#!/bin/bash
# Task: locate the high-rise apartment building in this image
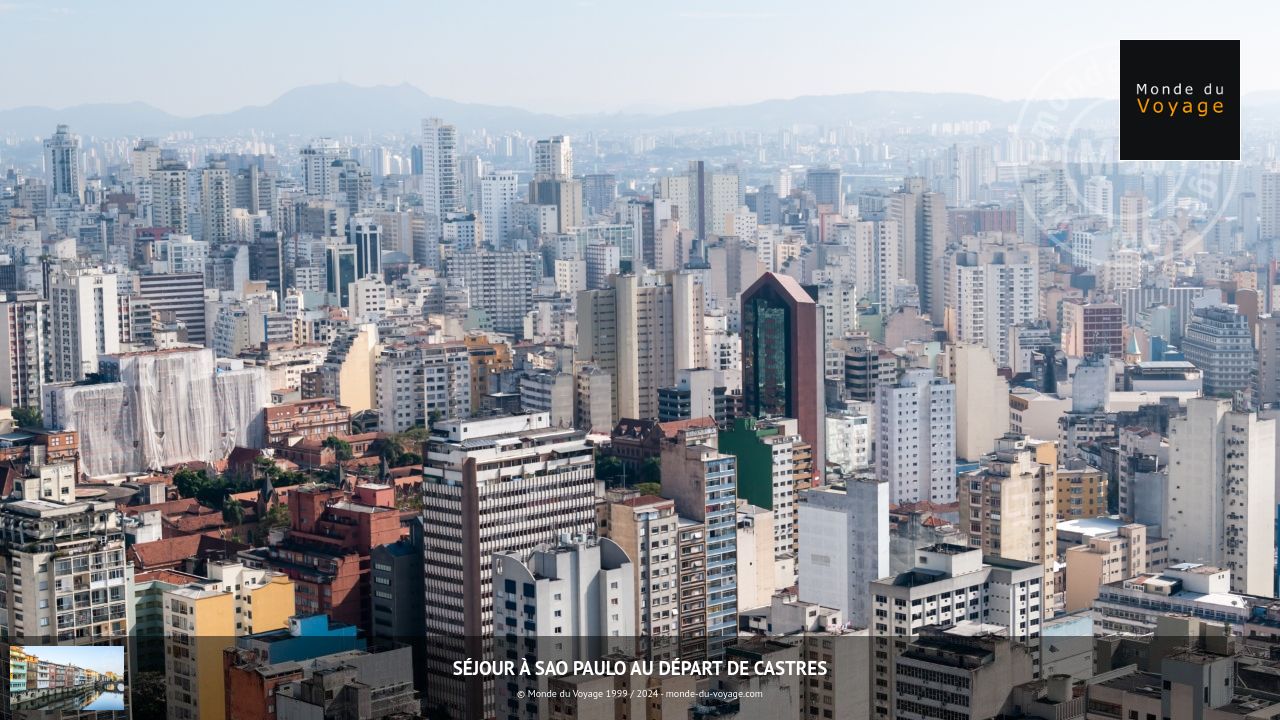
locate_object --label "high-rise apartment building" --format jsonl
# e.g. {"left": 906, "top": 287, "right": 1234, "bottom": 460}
{"left": 375, "top": 340, "right": 471, "bottom": 432}
{"left": 1164, "top": 397, "right": 1275, "bottom": 595}
{"left": 151, "top": 159, "right": 191, "bottom": 234}
{"left": 44, "top": 124, "right": 83, "bottom": 203}
{"left": 578, "top": 271, "right": 705, "bottom": 420}
{"left": 479, "top": 171, "right": 519, "bottom": 248}
{"left": 888, "top": 180, "right": 947, "bottom": 321}
{"left": 1061, "top": 299, "right": 1124, "bottom": 359}
{"left": 201, "top": 160, "right": 234, "bottom": 245}
{"left": 421, "top": 118, "right": 459, "bottom": 249}
{"left": 876, "top": 368, "right": 957, "bottom": 504}
{"left": 48, "top": 266, "right": 120, "bottom": 382}
{"left": 942, "top": 342, "right": 1011, "bottom": 462}
{"left": 445, "top": 251, "right": 542, "bottom": 336}
{"left": 420, "top": 413, "right": 596, "bottom": 718}
{"left": 0, "top": 291, "right": 48, "bottom": 410}
{"left": 945, "top": 233, "right": 1038, "bottom": 368}
{"left": 534, "top": 135, "right": 573, "bottom": 179}
{"left": 958, "top": 434, "right": 1058, "bottom": 595}
{"left": 797, "top": 475, "right": 888, "bottom": 627}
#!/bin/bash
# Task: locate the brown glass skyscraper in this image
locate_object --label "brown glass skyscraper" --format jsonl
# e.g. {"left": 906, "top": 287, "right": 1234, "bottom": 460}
{"left": 740, "top": 272, "right": 825, "bottom": 475}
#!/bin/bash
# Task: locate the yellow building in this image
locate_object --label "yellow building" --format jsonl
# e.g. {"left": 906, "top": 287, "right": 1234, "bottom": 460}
{"left": 1056, "top": 464, "right": 1108, "bottom": 520}
{"left": 162, "top": 562, "right": 294, "bottom": 720}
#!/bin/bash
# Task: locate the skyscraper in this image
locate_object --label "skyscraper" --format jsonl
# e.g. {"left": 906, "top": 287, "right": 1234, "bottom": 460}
{"left": 739, "top": 272, "right": 825, "bottom": 474}
{"left": 578, "top": 271, "right": 706, "bottom": 420}
{"left": 420, "top": 413, "right": 596, "bottom": 718}
{"left": 1182, "top": 304, "right": 1255, "bottom": 398}
{"left": 1164, "top": 398, "right": 1275, "bottom": 595}
{"left": 44, "top": 124, "right": 83, "bottom": 203}
{"left": 48, "top": 266, "right": 120, "bottom": 382}
{"left": 805, "top": 166, "right": 842, "bottom": 212}
{"left": 534, "top": 135, "right": 573, "bottom": 179}
{"left": 479, "top": 171, "right": 519, "bottom": 248}
{"left": 201, "top": 160, "right": 233, "bottom": 244}
{"left": 151, "top": 159, "right": 191, "bottom": 234}
{"left": 877, "top": 368, "right": 957, "bottom": 503}
{"left": 0, "top": 291, "right": 49, "bottom": 410}
{"left": 346, "top": 217, "right": 382, "bottom": 279}
{"left": 421, "top": 118, "right": 459, "bottom": 252}
{"left": 888, "top": 179, "right": 948, "bottom": 321}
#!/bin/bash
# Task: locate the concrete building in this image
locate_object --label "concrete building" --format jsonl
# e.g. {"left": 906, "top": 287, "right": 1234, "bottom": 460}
{"left": 44, "top": 124, "right": 83, "bottom": 203}
{"left": 1055, "top": 462, "right": 1108, "bottom": 520}
{"left": 596, "top": 491, "right": 682, "bottom": 644}
{"left": 944, "top": 233, "right": 1038, "bottom": 368}
{"left": 1182, "top": 305, "right": 1255, "bottom": 398}
{"left": 1061, "top": 299, "right": 1124, "bottom": 359}
{"left": 825, "top": 410, "right": 872, "bottom": 472}
{"left": 492, "top": 537, "right": 634, "bottom": 719}
{"left": 1063, "top": 522, "right": 1167, "bottom": 612}
{"left": 942, "top": 342, "right": 1011, "bottom": 462}
{"left": 869, "top": 545, "right": 1045, "bottom": 717}
{"left": 797, "top": 475, "right": 888, "bottom": 628}
{"left": 1165, "top": 398, "right": 1276, "bottom": 595}
{"left": 659, "top": 423, "right": 739, "bottom": 654}
{"left": 374, "top": 340, "right": 471, "bottom": 432}
{"left": 48, "top": 266, "right": 120, "bottom": 382}
{"left": 446, "top": 251, "right": 542, "bottom": 335}
{"left": 894, "top": 625, "right": 1036, "bottom": 720}
{"left": 959, "top": 435, "right": 1058, "bottom": 595}
{"left": 420, "top": 413, "right": 597, "bottom": 717}
{"left": 0, "top": 292, "right": 48, "bottom": 410}
{"left": 877, "top": 368, "right": 957, "bottom": 504}
{"left": 578, "top": 271, "right": 705, "bottom": 421}
{"left": 1092, "top": 563, "right": 1256, "bottom": 635}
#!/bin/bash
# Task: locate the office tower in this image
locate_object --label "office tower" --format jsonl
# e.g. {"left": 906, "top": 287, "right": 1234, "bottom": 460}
{"left": 299, "top": 137, "right": 344, "bottom": 196}
{"left": 797, "top": 475, "right": 888, "bottom": 627}
{"left": 876, "top": 368, "right": 957, "bottom": 504}
{"left": 250, "top": 231, "right": 285, "bottom": 309}
{"left": 332, "top": 157, "right": 371, "bottom": 212}
{"left": 445, "top": 251, "right": 542, "bottom": 335}
{"left": 375, "top": 340, "right": 470, "bottom": 432}
{"left": 325, "top": 244, "right": 358, "bottom": 307}
{"left": 43, "top": 347, "right": 266, "bottom": 477}
{"left": 346, "top": 217, "right": 382, "bottom": 279}
{"left": 136, "top": 271, "right": 207, "bottom": 344}
{"left": 534, "top": 135, "right": 573, "bottom": 178}
{"left": 201, "top": 160, "right": 233, "bottom": 244}
{"left": 151, "top": 159, "right": 191, "bottom": 233}
{"left": 659, "top": 424, "right": 738, "bottom": 654}
{"left": 578, "top": 271, "right": 705, "bottom": 420}
{"left": 421, "top": 413, "right": 596, "bottom": 718}
{"left": 582, "top": 173, "right": 617, "bottom": 216}
{"left": 492, "top": 537, "right": 634, "bottom": 719}
{"left": 48, "top": 266, "right": 120, "bottom": 382}
{"left": 479, "top": 171, "right": 519, "bottom": 248}
{"left": 583, "top": 242, "right": 620, "bottom": 289}
{"left": 888, "top": 179, "right": 947, "bottom": 320}
{"left": 162, "top": 563, "right": 295, "bottom": 720}
{"left": 1061, "top": 299, "right": 1124, "bottom": 359}
{"left": 958, "top": 434, "right": 1058, "bottom": 595}
{"left": 1084, "top": 175, "right": 1114, "bottom": 225}
{"left": 1182, "top": 304, "right": 1255, "bottom": 398}
{"left": 1165, "top": 397, "right": 1276, "bottom": 595}
{"left": 869, "top": 545, "right": 1044, "bottom": 717}
{"left": 805, "top": 166, "right": 841, "bottom": 212}
{"left": 1256, "top": 315, "right": 1280, "bottom": 408}
{"left": 942, "top": 342, "right": 1011, "bottom": 462}
{"left": 945, "top": 234, "right": 1038, "bottom": 368}
{"left": 0, "top": 291, "right": 48, "bottom": 410}
{"left": 0, "top": 463, "right": 132, "bottom": 642}
{"left": 44, "top": 124, "right": 83, "bottom": 203}
{"left": 740, "top": 272, "right": 825, "bottom": 474}
{"left": 421, "top": 118, "right": 459, "bottom": 244}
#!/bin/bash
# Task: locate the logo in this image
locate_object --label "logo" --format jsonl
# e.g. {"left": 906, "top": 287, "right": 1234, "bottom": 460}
{"left": 1120, "top": 39, "right": 1240, "bottom": 160}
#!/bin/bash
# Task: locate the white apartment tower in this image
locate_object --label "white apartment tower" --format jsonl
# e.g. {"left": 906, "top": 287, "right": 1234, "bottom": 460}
{"left": 876, "top": 368, "right": 957, "bottom": 504}
{"left": 48, "top": 266, "right": 120, "bottom": 382}
{"left": 421, "top": 118, "right": 460, "bottom": 243}
{"left": 945, "top": 233, "right": 1038, "bottom": 368}
{"left": 797, "top": 475, "right": 889, "bottom": 628}
{"left": 479, "top": 171, "right": 519, "bottom": 248}
{"left": 1164, "top": 397, "right": 1276, "bottom": 596}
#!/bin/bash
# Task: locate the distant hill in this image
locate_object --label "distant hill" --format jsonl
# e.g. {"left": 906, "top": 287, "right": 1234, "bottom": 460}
{"left": 15, "top": 83, "right": 1280, "bottom": 138}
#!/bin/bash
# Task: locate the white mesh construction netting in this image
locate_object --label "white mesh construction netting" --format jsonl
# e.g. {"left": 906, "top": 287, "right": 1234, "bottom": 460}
{"left": 47, "top": 349, "right": 268, "bottom": 478}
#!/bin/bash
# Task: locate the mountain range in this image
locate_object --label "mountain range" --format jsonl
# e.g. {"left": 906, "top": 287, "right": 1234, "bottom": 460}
{"left": 3, "top": 82, "right": 1279, "bottom": 138}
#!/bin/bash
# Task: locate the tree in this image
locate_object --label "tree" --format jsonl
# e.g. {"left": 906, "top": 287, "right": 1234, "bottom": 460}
{"left": 322, "top": 435, "right": 354, "bottom": 461}
{"left": 263, "top": 502, "right": 290, "bottom": 528}
{"left": 639, "top": 457, "right": 662, "bottom": 485}
{"left": 12, "top": 406, "right": 41, "bottom": 429}
{"left": 221, "top": 498, "right": 246, "bottom": 526}
{"left": 129, "top": 671, "right": 167, "bottom": 719}
{"left": 595, "top": 454, "right": 624, "bottom": 486}
{"left": 633, "top": 482, "right": 662, "bottom": 497}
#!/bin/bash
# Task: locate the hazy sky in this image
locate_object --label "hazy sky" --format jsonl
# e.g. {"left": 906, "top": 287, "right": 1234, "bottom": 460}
{"left": 0, "top": 0, "right": 1271, "bottom": 115}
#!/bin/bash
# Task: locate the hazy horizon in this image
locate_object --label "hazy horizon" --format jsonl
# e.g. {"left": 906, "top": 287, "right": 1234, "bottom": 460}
{"left": 0, "top": 0, "right": 1272, "bottom": 116}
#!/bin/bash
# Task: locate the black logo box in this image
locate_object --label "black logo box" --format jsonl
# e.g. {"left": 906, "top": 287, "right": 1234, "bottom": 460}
{"left": 1120, "top": 39, "right": 1240, "bottom": 161}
